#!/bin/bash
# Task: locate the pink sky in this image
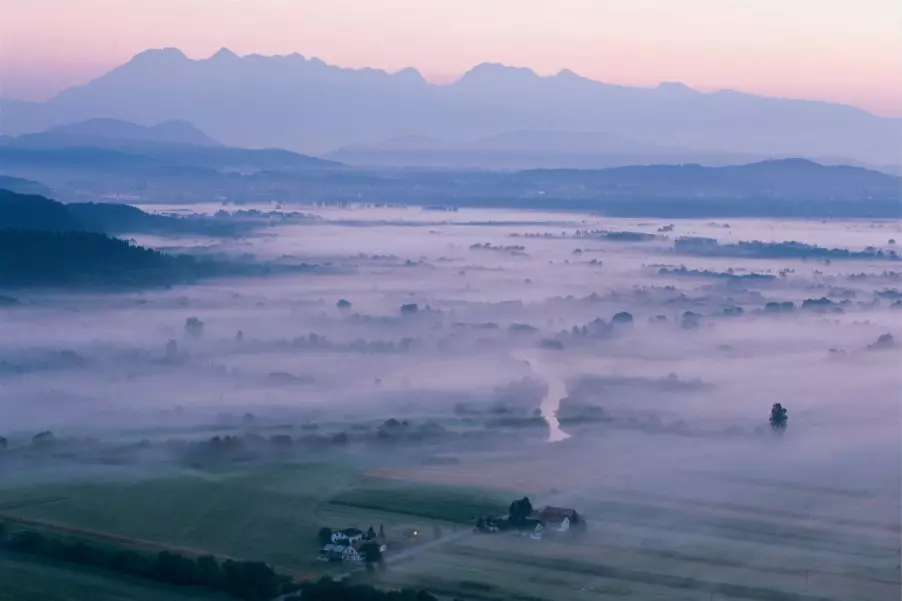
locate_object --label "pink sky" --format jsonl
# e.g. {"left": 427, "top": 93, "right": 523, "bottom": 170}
{"left": 2, "top": 0, "right": 900, "bottom": 116}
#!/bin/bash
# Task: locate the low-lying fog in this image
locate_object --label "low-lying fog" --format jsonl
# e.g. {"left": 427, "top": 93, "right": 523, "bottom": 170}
{"left": 1, "top": 205, "right": 899, "bottom": 511}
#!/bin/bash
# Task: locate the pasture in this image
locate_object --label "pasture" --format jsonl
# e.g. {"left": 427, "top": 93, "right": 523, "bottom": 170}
{"left": 0, "top": 551, "right": 229, "bottom": 601}
{"left": 0, "top": 461, "right": 507, "bottom": 576}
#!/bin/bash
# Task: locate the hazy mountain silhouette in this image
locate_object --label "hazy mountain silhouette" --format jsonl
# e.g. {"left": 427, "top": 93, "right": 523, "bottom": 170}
{"left": 2, "top": 48, "right": 900, "bottom": 165}
{"left": 0, "top": 189, "right": 246, "bottom": 237}
{"left": 329, "top": 130, "right": 770, "bottom": 169}
{"left": 0, "top": 175, "right": 51, "bottom": 196}
{"left": 18, "top": 118, "right": 223, "bottom": 148}
{"left": 0, "top": 118, "right": 341, "bottom": 172}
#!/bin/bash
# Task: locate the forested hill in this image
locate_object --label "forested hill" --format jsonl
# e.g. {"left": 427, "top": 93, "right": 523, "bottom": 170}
{"left": 0, "top": 189, "right": 239, "bottom": 236}
{"left": 0, "top": 189, "right": 204, "bottom": 287}
{"left": 0, "top": 229, "right": 201, "bottom": 287}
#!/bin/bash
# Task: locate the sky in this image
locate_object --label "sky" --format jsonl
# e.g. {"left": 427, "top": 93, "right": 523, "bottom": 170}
{"left": 2, "top": 0, "right": 901, "bottom": 116}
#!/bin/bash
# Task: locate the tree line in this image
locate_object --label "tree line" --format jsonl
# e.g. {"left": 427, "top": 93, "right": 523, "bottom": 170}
{"left": 0, "top": 523, "right": 441, "bottom": 601}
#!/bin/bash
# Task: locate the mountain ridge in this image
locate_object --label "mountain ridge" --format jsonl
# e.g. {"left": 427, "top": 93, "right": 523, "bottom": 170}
{"left": 2, "top": 48, "right": 899, "bottom": 164}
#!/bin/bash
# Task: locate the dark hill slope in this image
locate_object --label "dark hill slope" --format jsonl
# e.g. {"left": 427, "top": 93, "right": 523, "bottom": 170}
{"left": 0, "top": 189, "right": 239, "bottom": 236}
{"left": 0, "top": 229, "right": 199, "bottom": 287}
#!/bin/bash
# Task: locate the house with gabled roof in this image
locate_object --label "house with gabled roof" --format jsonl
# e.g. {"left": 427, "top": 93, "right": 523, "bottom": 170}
{"left": 530, "top": 506, "right": 581, "bottom": 533}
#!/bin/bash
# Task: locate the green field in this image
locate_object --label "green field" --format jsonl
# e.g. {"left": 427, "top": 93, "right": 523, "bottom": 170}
{"left": 374, "top": 481, "right": 902, "bottom": 601}
{"left": 2, "top": 458, "right": 897, "bottom": 601}
{"left": 0, "top": 551, "right": 229, "bottom": 601}
{"left": 330, "top": 481, "right": 506, "bottom": 524}
{"left": 0, "top": 462, "right": 506, "bottom": 575}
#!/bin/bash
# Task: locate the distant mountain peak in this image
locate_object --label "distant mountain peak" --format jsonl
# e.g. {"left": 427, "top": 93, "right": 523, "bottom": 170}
{"left": 463, "top": 62, "right": 539, "bottom": 80}
{"left": 128, "top": 47, "right": 188, "bottom": 65}
{"left": 393, "top": 66, "right": 426, "bottom": 84}
{"left": 42, "top": 117, "right": 221, "bottom": 147}
{"left": 657, "top": 81, "right": 697, "bottom": 94}
{"left": 210, "top": 47, "right": 239, "bottom": 61}
{"left": 555, "top": 68, "right": 584, "bottom": 80}
{"left": 749, "top": 158, "right": 824, "bottom": 169}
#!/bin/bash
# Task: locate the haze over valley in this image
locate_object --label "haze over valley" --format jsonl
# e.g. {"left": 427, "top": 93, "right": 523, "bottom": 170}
{"left": 0, "top": 4, "right": 900, "bottom": 600}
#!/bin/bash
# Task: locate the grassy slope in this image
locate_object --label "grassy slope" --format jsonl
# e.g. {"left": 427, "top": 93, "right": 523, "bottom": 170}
{"left": 0, "top": 551, "right": 228, "bottom": 601}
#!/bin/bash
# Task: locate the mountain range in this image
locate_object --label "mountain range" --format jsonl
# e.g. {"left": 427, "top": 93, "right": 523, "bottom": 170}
{"left": 2, "top": 48, "right": 900, "bottom": 165}
{"left": 0, "top": 118, "right": 339, "bottom": 174}
{"left": 10, "top": 118, "right": 222, "bottom": 149}
{"left": 328, "top": 130, "right": 775, "bottom": 170}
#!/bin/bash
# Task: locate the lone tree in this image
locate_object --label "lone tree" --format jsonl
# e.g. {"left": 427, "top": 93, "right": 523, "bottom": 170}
{"left": 359, "top": 540, "right": 383, "bottom": 572}
{"left": 611, "top": 311, "right": 634, "bottom": 326}
{"left": 769, "top": 403, "right": 788, "bottom": 432}
{"left": 31, "top": 431, "right": 55, "bottom": 446}
{"left": 336, "top": 299, "right": 352, "bottom": 310}
{"left": 317, "top": 527, "right": 332, "bottom": 546}
{"left": 165, "top": 339, "right": 178, "bottom": 362}
{"left": 508, "top": 496, "right": 534, "bottom": 525}
{"left": 184, "top": 317, "right": 204, "bottom": 338}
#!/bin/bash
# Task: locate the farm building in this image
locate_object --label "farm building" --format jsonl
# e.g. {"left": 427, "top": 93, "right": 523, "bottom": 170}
{"left": 317, "top": 534, "right": 388, "bottom": 563}
{"left": 330, "top": 527, "right": 365, "bottom": 544}
{"left": 531, "top": 506, "right": 581, "bottom": 533}
{"left": 318, "top": 543, "right": 363, "bottom": 563}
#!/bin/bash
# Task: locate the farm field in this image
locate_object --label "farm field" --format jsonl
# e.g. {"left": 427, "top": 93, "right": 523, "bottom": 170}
{"left": 0, "top": 461, "right": 506, "bottom": 576}
{"left": 0, "top": 551, "right": 229, "bottom": 601}
{"left": 368, "top": 434, "right": 901, "bottom": 601}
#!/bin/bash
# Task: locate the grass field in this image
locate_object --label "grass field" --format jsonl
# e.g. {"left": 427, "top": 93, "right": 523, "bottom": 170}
{"left": 340, "top": 435, "right": 902, "bottom": 601}
{"left": 0, "top": 551, "right": 229, "bottom": 601}
{"left": 373, "top": 473, "right": 901, "bottom": 601}
{"left": 0, "top": 462, "right": 507, "bottom": 576}
{"left": 0, "top": 443, "right": 898, "bottom": 601}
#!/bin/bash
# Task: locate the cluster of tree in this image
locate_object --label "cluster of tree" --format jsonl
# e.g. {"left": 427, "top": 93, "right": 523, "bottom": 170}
{"left": 658, "top": 266, "right": 775, "bottom": 281}
{"left": 213, "top": 208, "right": 318, "bottom": 223}
{"left": 0, "top": 526, "right": 289, "bottom": 601}
{"left": 867, "top": 333, "right": 898, "bottom": 351}
{"left": 469, "top": 242, "right": 526, "bottom": 253}
{"left": 681, "top": 311, "right": 702, "bottom": 329}
{"left": 573, "top": 229, "right": 655, "bottom": 242}
{"left": 0, "top": 348, "right": 86, "bottom": 376}
{"left": 474, "top": 496, "right": 536, "bottom": 534}
{"left": 285, "top": 577, "right": 441, "bottom": 601}
{"left": 171, "top": 430, "right": 357, "bottom": 466}
{"left": 373, "top": 418, "right": 451, "bottom": 443}
{"left": 184, "top": 316, "right": 205, "bottom": 337}
{"left": 569, "top": 374, "right": 712, "bottom": 400}
{"left": 763, "top": 301, "right": 795, "bottom": 313}
{"left": 675, "top": 238, "right": 901, "bottom": 262}
{"left": 800, "top": 297, "right": 842, "bottom": 311}
{"left": 874, "top": 288, "right": 902, "bottom": 300}
{"left": 508, "top": 497, "right": 534, "bottom": 526}
{"left": 769, "top": 403, "right": 789, "bottom": 432}
{"left": 273, "top": 332, "right": 420, "bottom": 354}
{"left": 0, "top": 229, "right": 204, "bottom": 287}
{"left": 847, "top": 270, "right": 902, "bottom": 282}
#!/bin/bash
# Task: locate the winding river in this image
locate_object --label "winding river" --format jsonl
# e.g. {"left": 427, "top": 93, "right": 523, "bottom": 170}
{"left": 513, "top": 351, "right": 571, "bottom": 443}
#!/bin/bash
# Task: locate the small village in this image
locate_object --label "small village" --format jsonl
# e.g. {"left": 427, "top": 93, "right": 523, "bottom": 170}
{"left": 316, "top": 526, "right": 389, "bottom": 564}
{"left": 317, "top": 497, "right": 583, "bottom": 565}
